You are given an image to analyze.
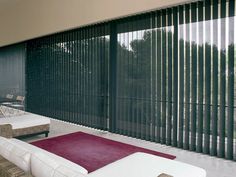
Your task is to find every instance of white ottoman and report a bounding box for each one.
[89,152,206,177]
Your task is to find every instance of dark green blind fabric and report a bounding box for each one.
[26,24,109,130]
[113,12,176,143]
[110,0,236,160]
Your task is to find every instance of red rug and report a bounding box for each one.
[31,132,176,172]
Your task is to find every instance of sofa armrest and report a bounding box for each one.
[0,155,32,177]
[0,124,13,138]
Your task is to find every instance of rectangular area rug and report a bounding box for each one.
[31,132,176,172]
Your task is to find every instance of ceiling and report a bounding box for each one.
[0,0,18,3]
[0,0,20,13]
[0,0,20,6]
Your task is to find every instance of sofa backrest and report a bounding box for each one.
[0,155,32,177]
[10,138,88,175]
[0,137,88,177]
[0,136,31,173]
[31,152,86,177]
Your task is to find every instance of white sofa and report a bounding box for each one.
[0,136,88,176]
[0,136,206,177]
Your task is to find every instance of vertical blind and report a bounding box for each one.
[27,24,110,130]
[0,0,232,160]
[111,0,236,160]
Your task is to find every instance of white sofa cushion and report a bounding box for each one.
[54,165,86,177]
[31,152,59,177]
[0,136,31,172]
[31,153,86,177]
[89,152,206,177]
[0,136,14,159]
[8,143,31,172]
[10,138,88,174]
[0,136,7,145]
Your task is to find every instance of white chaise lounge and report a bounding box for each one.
[0,113,50,138]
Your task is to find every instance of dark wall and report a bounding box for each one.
[0,43,26,100]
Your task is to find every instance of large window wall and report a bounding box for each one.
[26,25,110,129]
[0,0,235,160]
[110,0,236,160]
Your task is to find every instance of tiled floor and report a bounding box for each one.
[26,118,236,177]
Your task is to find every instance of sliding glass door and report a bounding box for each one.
[110,0,236,160]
